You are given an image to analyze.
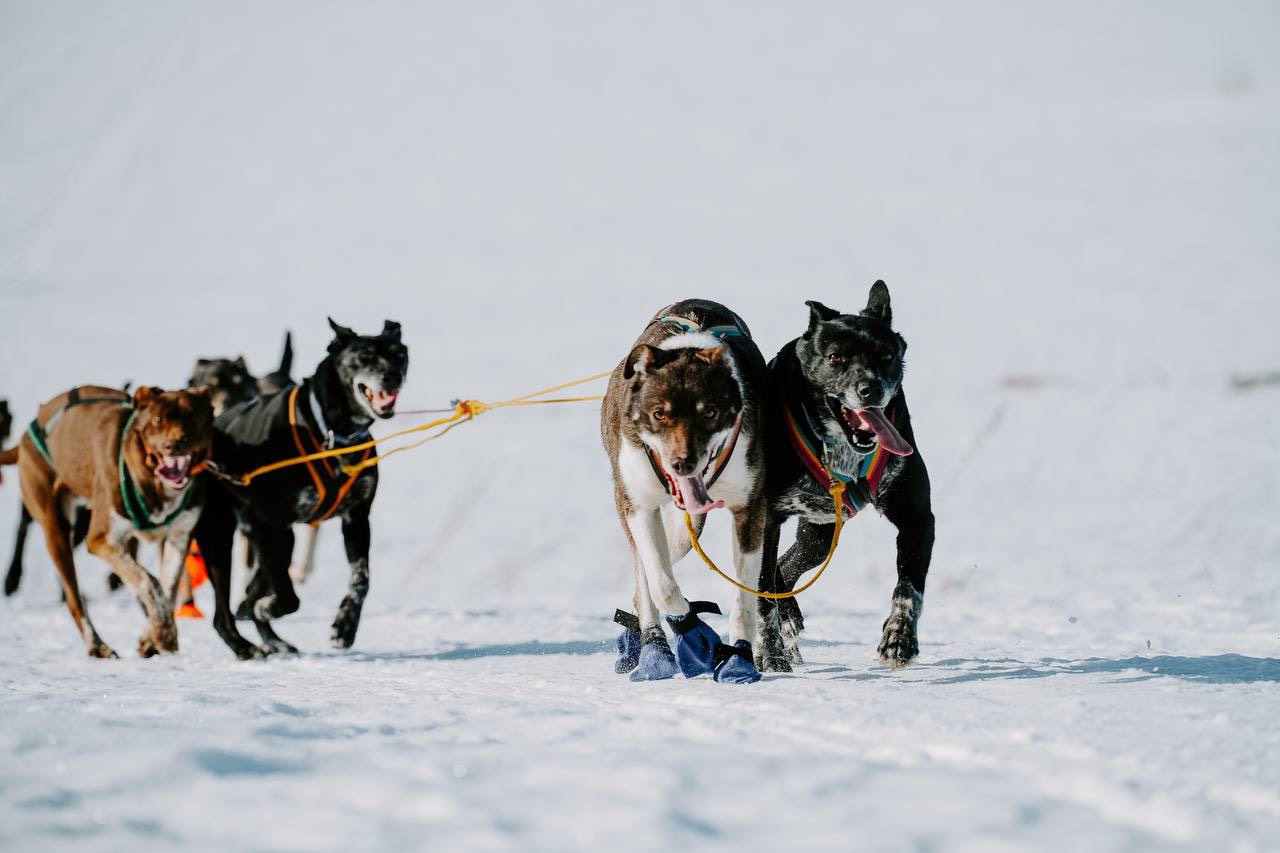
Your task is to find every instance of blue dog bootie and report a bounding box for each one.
[630,627,679,681]
[613,609,642,674]
[713,640,762,684]
[665,607,724,679]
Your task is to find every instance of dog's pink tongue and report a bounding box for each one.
[374,390,398,409]
[677,474,724,515]
[854,408,914,457]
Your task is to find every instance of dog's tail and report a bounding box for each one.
[0,446,17,467]
[276,331,294,381]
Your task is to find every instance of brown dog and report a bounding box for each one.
[0,385,213,658]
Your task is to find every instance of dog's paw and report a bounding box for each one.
[231,642,268,661]
[88,642,119,659]
[783,642,805,667]
[755,651,793,673]
[330,613,360,650]
[629,631,678,682]
[713,641,762,684]
[260,638,299,656]
[878,583,923,669]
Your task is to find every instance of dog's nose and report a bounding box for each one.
[669,455,695,476]
[856,380,880,403]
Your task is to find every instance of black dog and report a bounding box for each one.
[757,281,934,671]
[189,332,295,416]
[196,319,408,659]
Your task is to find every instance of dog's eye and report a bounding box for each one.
[702,408,718,420]
[651,409,668,423]
[881,352,896,364]
[827,353,845,367]
[152,416,161,425]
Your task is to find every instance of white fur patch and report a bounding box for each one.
[657,331,722,352]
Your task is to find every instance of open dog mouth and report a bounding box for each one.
[356,382,400,418]
[829,398,914,457]
[155,454,195,489]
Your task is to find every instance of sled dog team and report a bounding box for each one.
[0,283,934,684]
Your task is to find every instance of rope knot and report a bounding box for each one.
[455,399,490,417]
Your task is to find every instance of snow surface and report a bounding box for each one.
[1,2,1278,851]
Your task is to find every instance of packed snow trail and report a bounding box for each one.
[2,2,1278,851]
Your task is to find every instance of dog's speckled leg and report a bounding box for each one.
[877,580,923,668]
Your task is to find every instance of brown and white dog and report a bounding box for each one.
[601,299,768,684]
[0,385,212,658]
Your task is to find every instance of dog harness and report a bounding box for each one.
[287,386,373,525]
[26,387,197,531]
[26,387,132,471]
[783,397,892,518]
[643,307,749,501]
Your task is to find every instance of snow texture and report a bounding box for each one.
[1,2,1278,851]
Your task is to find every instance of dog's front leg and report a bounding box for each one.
[878,461,935,668]
[331,509,370,649]
[625,508,685,617]
[728,503,764,648]
[86,519,178,657]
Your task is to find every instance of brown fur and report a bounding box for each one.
[0,385,213,658]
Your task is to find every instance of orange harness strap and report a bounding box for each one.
[286,387,373,525]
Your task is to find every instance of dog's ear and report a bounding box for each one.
[327,317,356,353]
[381,320,402,342]
[132,386,163,409]
[693,345,726,366]
[328,317,356,340]
[863,280,892,325]
[805,300,840,337]
[195,358,211,367]
[624,344,679,380]
[233,355,247,369]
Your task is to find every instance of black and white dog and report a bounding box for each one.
[601,300,767,684]
[757,281,934,671]
[196,319,408,659]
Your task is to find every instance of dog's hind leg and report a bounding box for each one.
[196,498,264,660]
[754,518,791,672]
[42,510,116,658]
[330,511,370,650]
[245,525,300,654]
[85,517,180,658]
[4,505,32,597]
[774,520,837,666]
[288,524,319,584]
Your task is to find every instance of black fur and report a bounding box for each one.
[196,319,408,659]
[758,281,935,670]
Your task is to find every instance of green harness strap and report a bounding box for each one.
[117,409,194,532]
[26,387,133,474]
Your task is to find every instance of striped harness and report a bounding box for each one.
[782,396,892,518]
[642,306,749,498]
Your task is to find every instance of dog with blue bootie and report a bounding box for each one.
[601,299,769,684]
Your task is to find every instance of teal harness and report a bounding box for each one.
[27,388,194,532]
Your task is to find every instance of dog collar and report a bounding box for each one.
[306,385,370,450]
[783,396,891,518]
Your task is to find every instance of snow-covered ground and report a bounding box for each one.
[1,2,1278,850]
